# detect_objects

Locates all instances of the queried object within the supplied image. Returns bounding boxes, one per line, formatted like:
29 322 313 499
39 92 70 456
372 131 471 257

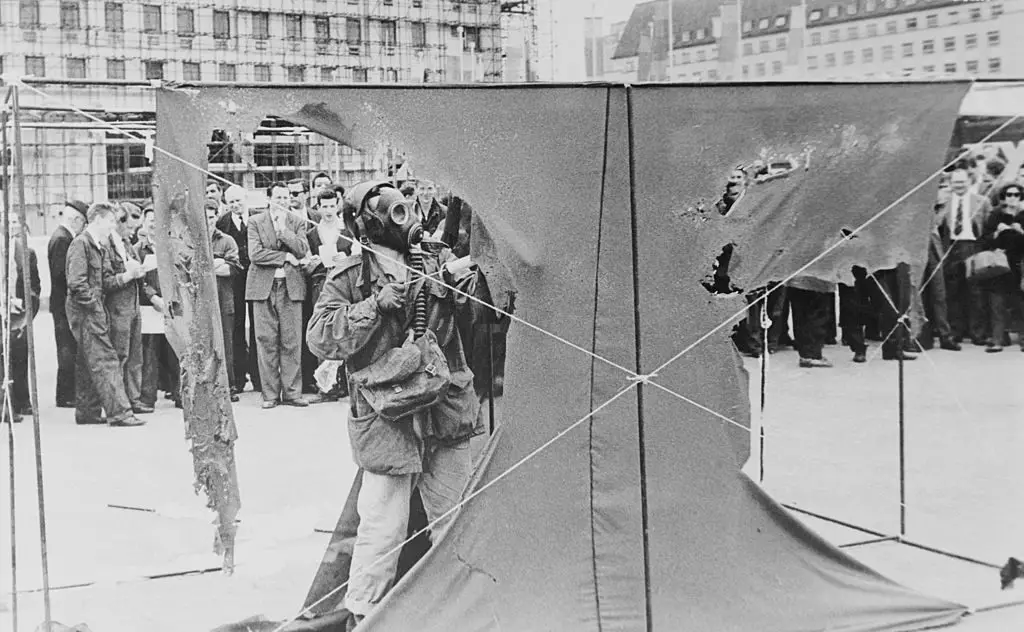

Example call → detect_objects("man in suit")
48 199 89 407
65 202 143 427
217 184 260 396
246 182 311 409
939 167 992 344
1 212 41 422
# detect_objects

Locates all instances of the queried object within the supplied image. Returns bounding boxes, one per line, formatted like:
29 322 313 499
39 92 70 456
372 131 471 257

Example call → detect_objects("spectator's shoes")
282 398 310 408
971 337 987 346
852 352 867 363
133 404 155 414
985 344 1004 353
230 386 243 396
261 400 278 410
939 337 962 351
109 415 146 427
799 357 833 368
882 351 917 361
75 416 105 425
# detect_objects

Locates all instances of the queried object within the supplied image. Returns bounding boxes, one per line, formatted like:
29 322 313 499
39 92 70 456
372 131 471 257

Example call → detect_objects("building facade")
605 0 1020 83
0 0 507 233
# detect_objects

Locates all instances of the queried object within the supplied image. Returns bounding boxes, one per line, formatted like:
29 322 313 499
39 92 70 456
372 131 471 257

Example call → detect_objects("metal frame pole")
2 83 20 632
898 317 907 537
12 83 53 629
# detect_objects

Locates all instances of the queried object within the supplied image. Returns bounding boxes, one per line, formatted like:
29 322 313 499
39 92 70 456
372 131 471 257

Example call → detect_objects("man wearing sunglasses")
939 166 992 345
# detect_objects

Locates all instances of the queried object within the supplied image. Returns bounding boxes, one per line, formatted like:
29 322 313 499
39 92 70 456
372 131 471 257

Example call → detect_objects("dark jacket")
245 210 310 301
216 211 251 269
65 230 109 328
304 224 354 302
47 225 75 318
211 228 242 316
134 239 161 307
6 241 41 331
306 241 489 475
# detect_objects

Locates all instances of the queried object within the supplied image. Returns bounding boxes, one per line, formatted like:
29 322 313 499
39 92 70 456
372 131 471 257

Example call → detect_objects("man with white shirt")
940 168 991 345
217 184 260 395
246 182 310 409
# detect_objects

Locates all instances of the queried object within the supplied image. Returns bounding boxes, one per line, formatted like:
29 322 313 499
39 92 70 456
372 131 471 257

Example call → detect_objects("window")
922 65 935 73
386 68 399 82
252 12 269 39
107 58 125 79
183 61 201 81
865 0 876 10
381 20 397 48
902 68 914 77
66 57 86 78
143 5 162 33
884 0 896 8
923 40 934 54
810 32 821 46
989 57 1001 73
352 68 368 82
696 28 706 39
902 42 913 57
413 0 422 6
809 9 822 22
846 3 857 15
847 26 858 40
681 31 691 43
219 63 236 82
708 69 718 80
926 14 937 28
20 1 40 28
828 6 839 17
825 53 836 67
969 7 981 21
25 55 45 77
412 22 426 47
696 49 706 62
213 10 230 39
965 33 977 49
882 45 893 61
755 62 766 77
742 65 749 78
828 29 839 43
885 20 897 34
758 18 769 29
315 17 331 42
948 11 959 25
862 47 874 63
346 18 362 43
992 5 1003 18
966 60 979 74
743 20 753 33
177 8 194 35
61 1 81 29
320 67 336 82
144 61 164 80
105 3 123 31
775 16 786 27
777 36 787 50
807 55 818 69
906 18 917 30
106 143 152 199
287 66 306 83
944 62 956 74
759 40 771 53
843 50 855 65
286 14 302 40
743 42 754 56
772 60 783 75
944 37 955 51
254 64 271 82
680 51 690 63
988 31 1000 46
866 24 878 37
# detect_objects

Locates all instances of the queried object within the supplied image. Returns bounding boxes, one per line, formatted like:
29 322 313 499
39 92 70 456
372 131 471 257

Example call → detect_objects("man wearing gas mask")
307 180 491 626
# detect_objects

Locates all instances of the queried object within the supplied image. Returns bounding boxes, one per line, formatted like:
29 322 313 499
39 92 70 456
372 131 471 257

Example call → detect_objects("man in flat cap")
48 199 89 408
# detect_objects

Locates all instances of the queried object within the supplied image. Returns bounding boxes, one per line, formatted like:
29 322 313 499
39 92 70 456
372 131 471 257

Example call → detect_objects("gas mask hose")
408 245 429 340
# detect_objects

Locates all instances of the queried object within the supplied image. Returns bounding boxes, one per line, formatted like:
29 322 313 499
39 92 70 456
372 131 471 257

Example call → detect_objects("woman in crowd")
982 182 1024 352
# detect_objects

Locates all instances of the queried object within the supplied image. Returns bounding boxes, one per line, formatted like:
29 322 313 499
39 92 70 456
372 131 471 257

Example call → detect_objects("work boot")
852 351 867 363
939 337 961 351
133 403 155 414
799 357 833 368
109 415 146 427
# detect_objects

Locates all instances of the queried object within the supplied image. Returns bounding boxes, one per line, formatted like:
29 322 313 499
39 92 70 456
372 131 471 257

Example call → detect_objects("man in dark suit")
246 182 310 409
47 199 89 407
217 184 260 395
939 167 992 344
1 212 41 422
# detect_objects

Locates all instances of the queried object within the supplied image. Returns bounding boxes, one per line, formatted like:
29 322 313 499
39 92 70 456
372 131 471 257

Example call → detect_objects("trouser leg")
140 334 160 407
253 288 282 402
279 289 304 402
54 314 77 405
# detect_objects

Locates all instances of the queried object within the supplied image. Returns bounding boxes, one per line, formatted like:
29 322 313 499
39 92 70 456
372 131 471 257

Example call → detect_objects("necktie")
953 197 963 237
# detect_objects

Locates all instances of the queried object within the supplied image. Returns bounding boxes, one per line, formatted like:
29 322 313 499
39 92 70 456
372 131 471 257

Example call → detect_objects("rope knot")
630 372 658 386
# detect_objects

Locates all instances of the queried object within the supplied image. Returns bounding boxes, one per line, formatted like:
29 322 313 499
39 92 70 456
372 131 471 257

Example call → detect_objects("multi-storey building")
606 0 1020 83
0 0 508 232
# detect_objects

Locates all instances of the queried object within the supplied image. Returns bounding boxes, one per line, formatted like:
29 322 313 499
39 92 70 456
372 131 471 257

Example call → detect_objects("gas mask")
343 181 423 253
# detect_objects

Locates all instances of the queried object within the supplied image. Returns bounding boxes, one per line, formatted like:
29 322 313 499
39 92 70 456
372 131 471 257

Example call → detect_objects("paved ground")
2 313 1022 631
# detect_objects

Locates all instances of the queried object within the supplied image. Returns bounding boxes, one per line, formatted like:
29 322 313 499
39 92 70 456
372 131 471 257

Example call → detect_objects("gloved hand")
376 282 407 314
